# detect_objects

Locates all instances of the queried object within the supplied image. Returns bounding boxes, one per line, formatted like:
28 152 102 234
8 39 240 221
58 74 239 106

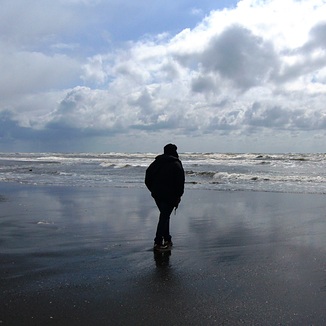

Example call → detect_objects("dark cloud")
0 109 119 152
303 22 326 52
274 22 326 84
191 75 217 93
243 103 292 129
0 111 38 141
176 24 280 93
242 103 326 131
128 88 154 115
199 25 279 91
291 110 326 130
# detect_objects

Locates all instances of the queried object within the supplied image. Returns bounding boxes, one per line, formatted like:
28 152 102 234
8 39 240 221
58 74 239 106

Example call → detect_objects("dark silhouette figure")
145 144 185 251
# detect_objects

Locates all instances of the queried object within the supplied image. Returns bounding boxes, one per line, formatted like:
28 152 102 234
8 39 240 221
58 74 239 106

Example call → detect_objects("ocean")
0 152 326 194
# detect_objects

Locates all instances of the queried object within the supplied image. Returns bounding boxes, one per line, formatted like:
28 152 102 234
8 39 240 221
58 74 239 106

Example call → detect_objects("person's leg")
154 199 174 245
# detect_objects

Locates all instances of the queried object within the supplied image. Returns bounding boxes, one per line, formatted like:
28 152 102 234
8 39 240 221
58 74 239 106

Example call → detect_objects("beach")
1 182 326 325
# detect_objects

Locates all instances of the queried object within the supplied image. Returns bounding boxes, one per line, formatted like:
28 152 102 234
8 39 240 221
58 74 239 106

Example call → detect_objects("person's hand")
175 197 181 209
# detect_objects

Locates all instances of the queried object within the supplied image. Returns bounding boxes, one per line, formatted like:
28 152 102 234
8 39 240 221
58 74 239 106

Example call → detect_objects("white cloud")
82 55 108 84
0 48 81 97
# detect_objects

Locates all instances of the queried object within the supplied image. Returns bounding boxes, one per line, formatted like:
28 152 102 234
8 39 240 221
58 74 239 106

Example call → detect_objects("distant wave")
1 152 326 194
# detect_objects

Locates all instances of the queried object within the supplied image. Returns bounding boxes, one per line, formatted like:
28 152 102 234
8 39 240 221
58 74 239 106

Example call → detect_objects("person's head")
164 143 178 158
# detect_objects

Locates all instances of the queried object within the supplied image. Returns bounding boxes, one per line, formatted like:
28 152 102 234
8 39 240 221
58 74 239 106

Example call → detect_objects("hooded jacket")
145 154 185 204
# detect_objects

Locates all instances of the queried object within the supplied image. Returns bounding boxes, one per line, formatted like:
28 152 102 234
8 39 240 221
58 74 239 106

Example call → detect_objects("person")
145 144 185 251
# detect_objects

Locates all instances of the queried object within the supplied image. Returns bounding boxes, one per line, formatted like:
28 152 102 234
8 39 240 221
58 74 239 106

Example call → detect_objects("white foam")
1 152 326 194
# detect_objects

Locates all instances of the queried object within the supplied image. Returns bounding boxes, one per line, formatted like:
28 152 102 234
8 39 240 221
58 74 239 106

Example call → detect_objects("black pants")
154 199 174 245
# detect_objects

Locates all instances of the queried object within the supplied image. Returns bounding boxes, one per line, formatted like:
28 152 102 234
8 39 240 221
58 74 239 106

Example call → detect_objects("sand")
1 182 326 325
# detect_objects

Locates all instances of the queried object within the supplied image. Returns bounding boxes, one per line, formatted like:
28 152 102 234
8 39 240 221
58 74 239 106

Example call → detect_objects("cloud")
196 24 279 90
304 22 326 51
0 49 81 98
1 0 326 152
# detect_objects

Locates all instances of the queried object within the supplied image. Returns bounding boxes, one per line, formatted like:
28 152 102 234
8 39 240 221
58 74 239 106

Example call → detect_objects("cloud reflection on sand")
1 184 326 324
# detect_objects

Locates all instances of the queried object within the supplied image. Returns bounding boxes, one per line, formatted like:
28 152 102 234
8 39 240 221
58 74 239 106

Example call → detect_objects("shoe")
164 240 173 248
153 243 169 251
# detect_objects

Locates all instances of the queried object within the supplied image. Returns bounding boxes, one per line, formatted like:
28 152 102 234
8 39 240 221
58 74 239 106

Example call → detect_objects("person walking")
145 144 185 251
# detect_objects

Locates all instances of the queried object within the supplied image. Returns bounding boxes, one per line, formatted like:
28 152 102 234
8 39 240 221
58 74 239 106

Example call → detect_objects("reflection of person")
145 144 185 251
154 250 171 267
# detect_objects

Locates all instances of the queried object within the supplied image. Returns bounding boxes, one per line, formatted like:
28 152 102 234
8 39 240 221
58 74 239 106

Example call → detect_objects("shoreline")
1 182 326 325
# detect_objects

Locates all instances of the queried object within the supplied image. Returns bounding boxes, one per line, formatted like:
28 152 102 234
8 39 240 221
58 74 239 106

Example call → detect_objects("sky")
1 0 326 153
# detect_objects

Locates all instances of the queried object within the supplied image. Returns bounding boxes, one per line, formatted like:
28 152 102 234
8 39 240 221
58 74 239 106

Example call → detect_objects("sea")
0 152 326 195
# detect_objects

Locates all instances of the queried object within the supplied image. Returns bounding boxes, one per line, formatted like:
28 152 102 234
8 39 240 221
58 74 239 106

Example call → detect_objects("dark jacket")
145 154 185 204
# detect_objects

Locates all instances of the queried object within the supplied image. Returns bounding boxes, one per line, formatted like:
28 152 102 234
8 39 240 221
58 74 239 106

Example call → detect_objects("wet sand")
1 182 326 325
